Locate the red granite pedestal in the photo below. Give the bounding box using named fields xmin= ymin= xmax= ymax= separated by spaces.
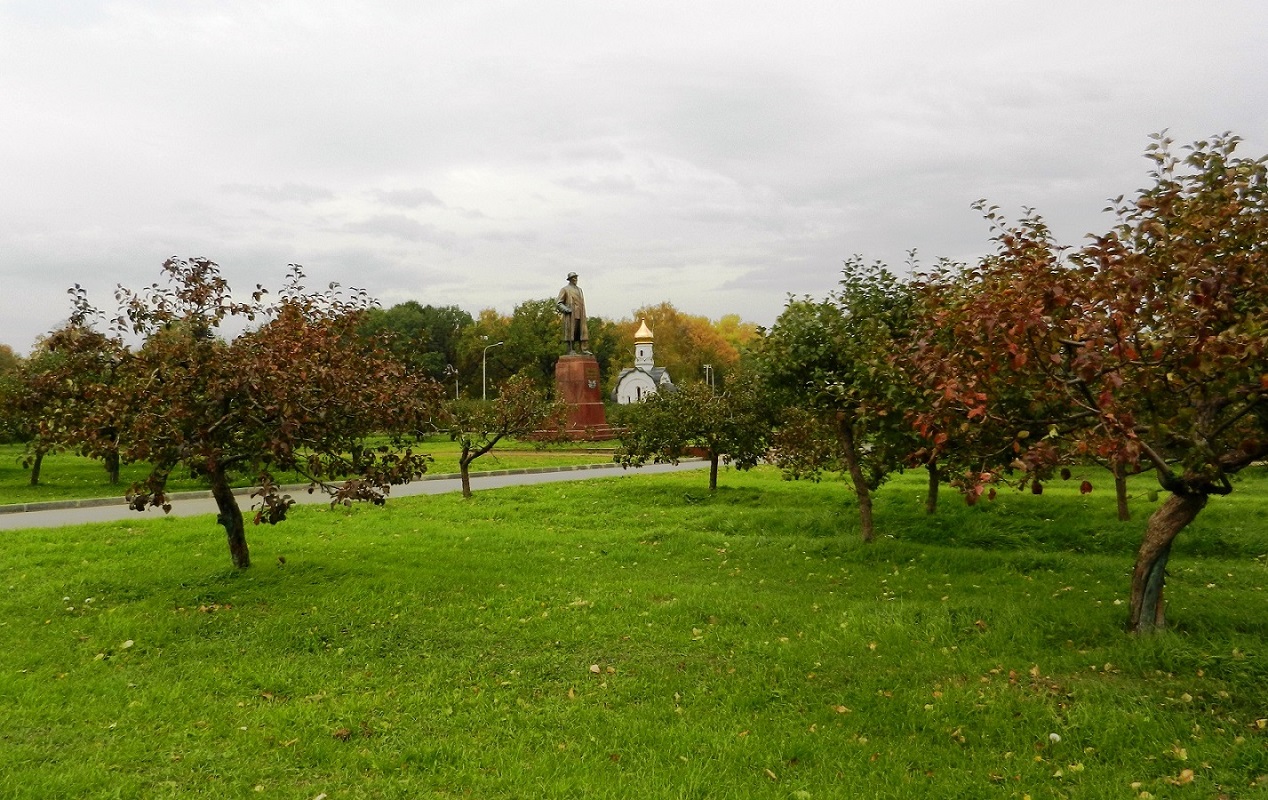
xmin=554 ymin=354 xmax=615 ymax=440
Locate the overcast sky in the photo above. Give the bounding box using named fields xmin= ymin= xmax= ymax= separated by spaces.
xmin=2 ymin=0 xmax=1265 ymax=352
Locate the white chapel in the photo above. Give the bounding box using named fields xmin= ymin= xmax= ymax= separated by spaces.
xmin=613 ymin=319 xmax=675 ymax=404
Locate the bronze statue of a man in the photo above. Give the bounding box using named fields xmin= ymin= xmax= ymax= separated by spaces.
xmin=556 ymin=272 xmax=590 ymax=355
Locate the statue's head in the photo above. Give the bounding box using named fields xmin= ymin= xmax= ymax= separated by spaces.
xmin=567 ymin=272 xmax=578 ymax=282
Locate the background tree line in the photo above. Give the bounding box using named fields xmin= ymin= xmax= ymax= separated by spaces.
xmin=354 ymin=297 xmax=759 ymax=400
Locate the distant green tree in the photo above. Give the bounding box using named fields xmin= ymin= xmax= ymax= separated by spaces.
xmin=584 ymin=315 xmax=624 ymax=391
xmin=359 ymin=301 xmax=474 ymax=382
xmin=0 ymin=346 xmax=24 ymax=444
xmin=0 ymin=343 xmax=19 ymax=376
xmin=503 ymin=298 xmax=565 ymax=389
xmin=457 ymin=308 xmax=512 ymax=398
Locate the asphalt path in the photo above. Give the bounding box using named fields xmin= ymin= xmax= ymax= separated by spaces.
xmin=0 ymin=460 xmax=710 ymax=530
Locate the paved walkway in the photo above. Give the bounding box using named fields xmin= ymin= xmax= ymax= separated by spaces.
xmin=0 ymin=461 xmax=708 ymax=530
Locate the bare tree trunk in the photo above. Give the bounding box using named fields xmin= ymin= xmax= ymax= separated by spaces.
xmin=1128 ymin=492 xmax=1207 ymax=633
xmin=709 ymin=453 xmax=719 ymax=492
xmin=460 ymin=461 xmax=473 ymax=499
xmin=210 ymin=467 xmax=250 ymax=569
xmin=836 ymin=415 xmax=875 ymax=543
xmin=459 ymin=444 xmax=474 ymax=499
xmin=1113 ymin=463 xmax=1130 ymax=521
xmin=29 ymin=447 xmax=46 ymax=486
xmin=925 ymin=461 xmax=939 ymax=515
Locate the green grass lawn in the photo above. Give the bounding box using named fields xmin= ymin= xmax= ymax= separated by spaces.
xmin=1 ymin=466 xmax=1265 ymax=798
xmin=0 ymin=439 xmax=616 ymax=506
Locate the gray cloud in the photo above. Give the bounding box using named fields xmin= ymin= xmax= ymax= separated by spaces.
xmin=221 ymin=183 xmax=336 ymax=204
xmin=1 ymin=0 xmax=1266 ymax=352
xmin=369 ymin=188 xmax=446 ymax=209
xmin=343 ymin=215 xmax=458 ymax=248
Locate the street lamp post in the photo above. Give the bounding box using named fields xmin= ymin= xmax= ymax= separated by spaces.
xmin=445 ymin=364 xmax=458 ymax=400
xmin=482 ymin=341 xmax=504 ymax=401
xmin=703 ymin=364 xmax=714 ymax=393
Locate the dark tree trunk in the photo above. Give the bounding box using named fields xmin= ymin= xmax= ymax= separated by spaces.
xmin=1128 ymin=492 xmax=1207 ymax=633
xmin=925 ymin=461 xmax=940 ymax=515
xmin=708 ymin=453 xmax=719 ymax=492
xmin=101 ymin=427 xmax=121 ymax=485
xmin=458 ymin=437 xmax=499 ymax=499
xmin=104 ymin=449 xmax=121 ymax=485
xmin=1113 ymin=464 xmax=1130 ymax=521
xmin=836 ymin=415 xmax=875 ymax=543
xmin=210 ymin=467 xmax=250 ymax=569
xmin=29 ymin=448 xmax=45 ymax=486
xmin=460 ymin=459 xmax=473 ymax=499
xmin=459 ymin=442 xmax=475 ymax=499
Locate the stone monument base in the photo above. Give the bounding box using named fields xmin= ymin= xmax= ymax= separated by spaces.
xmin=553 ymin=354 xmax=615 ymax=440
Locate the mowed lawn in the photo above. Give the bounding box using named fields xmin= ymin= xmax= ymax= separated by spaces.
xmin=1 ymin=466 xmax=1265 ymax=798
xmin=0 ymin=439 xmax=616 ymax=507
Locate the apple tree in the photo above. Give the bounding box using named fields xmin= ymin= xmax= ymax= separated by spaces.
xmin=441 ymin=373 xmax=568 ymax=498
xmin=758 ymin=258 xmax=921 ymax=541
xmin=913 ymin=134 xmax=1268 ymax=632
xmin=91 ymin=257 xmax=441 ymax=569
xmin=3 ymin=307 xmax=127 ymax=485
xmin=615 ymin=376 xmax=771 ymax=492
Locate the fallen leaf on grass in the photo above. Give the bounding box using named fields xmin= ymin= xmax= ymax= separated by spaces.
xmin=1165 ymin=769 xmax=1195 ymax=786
xmin=764 ymin=768 xmax=778 ymax=781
